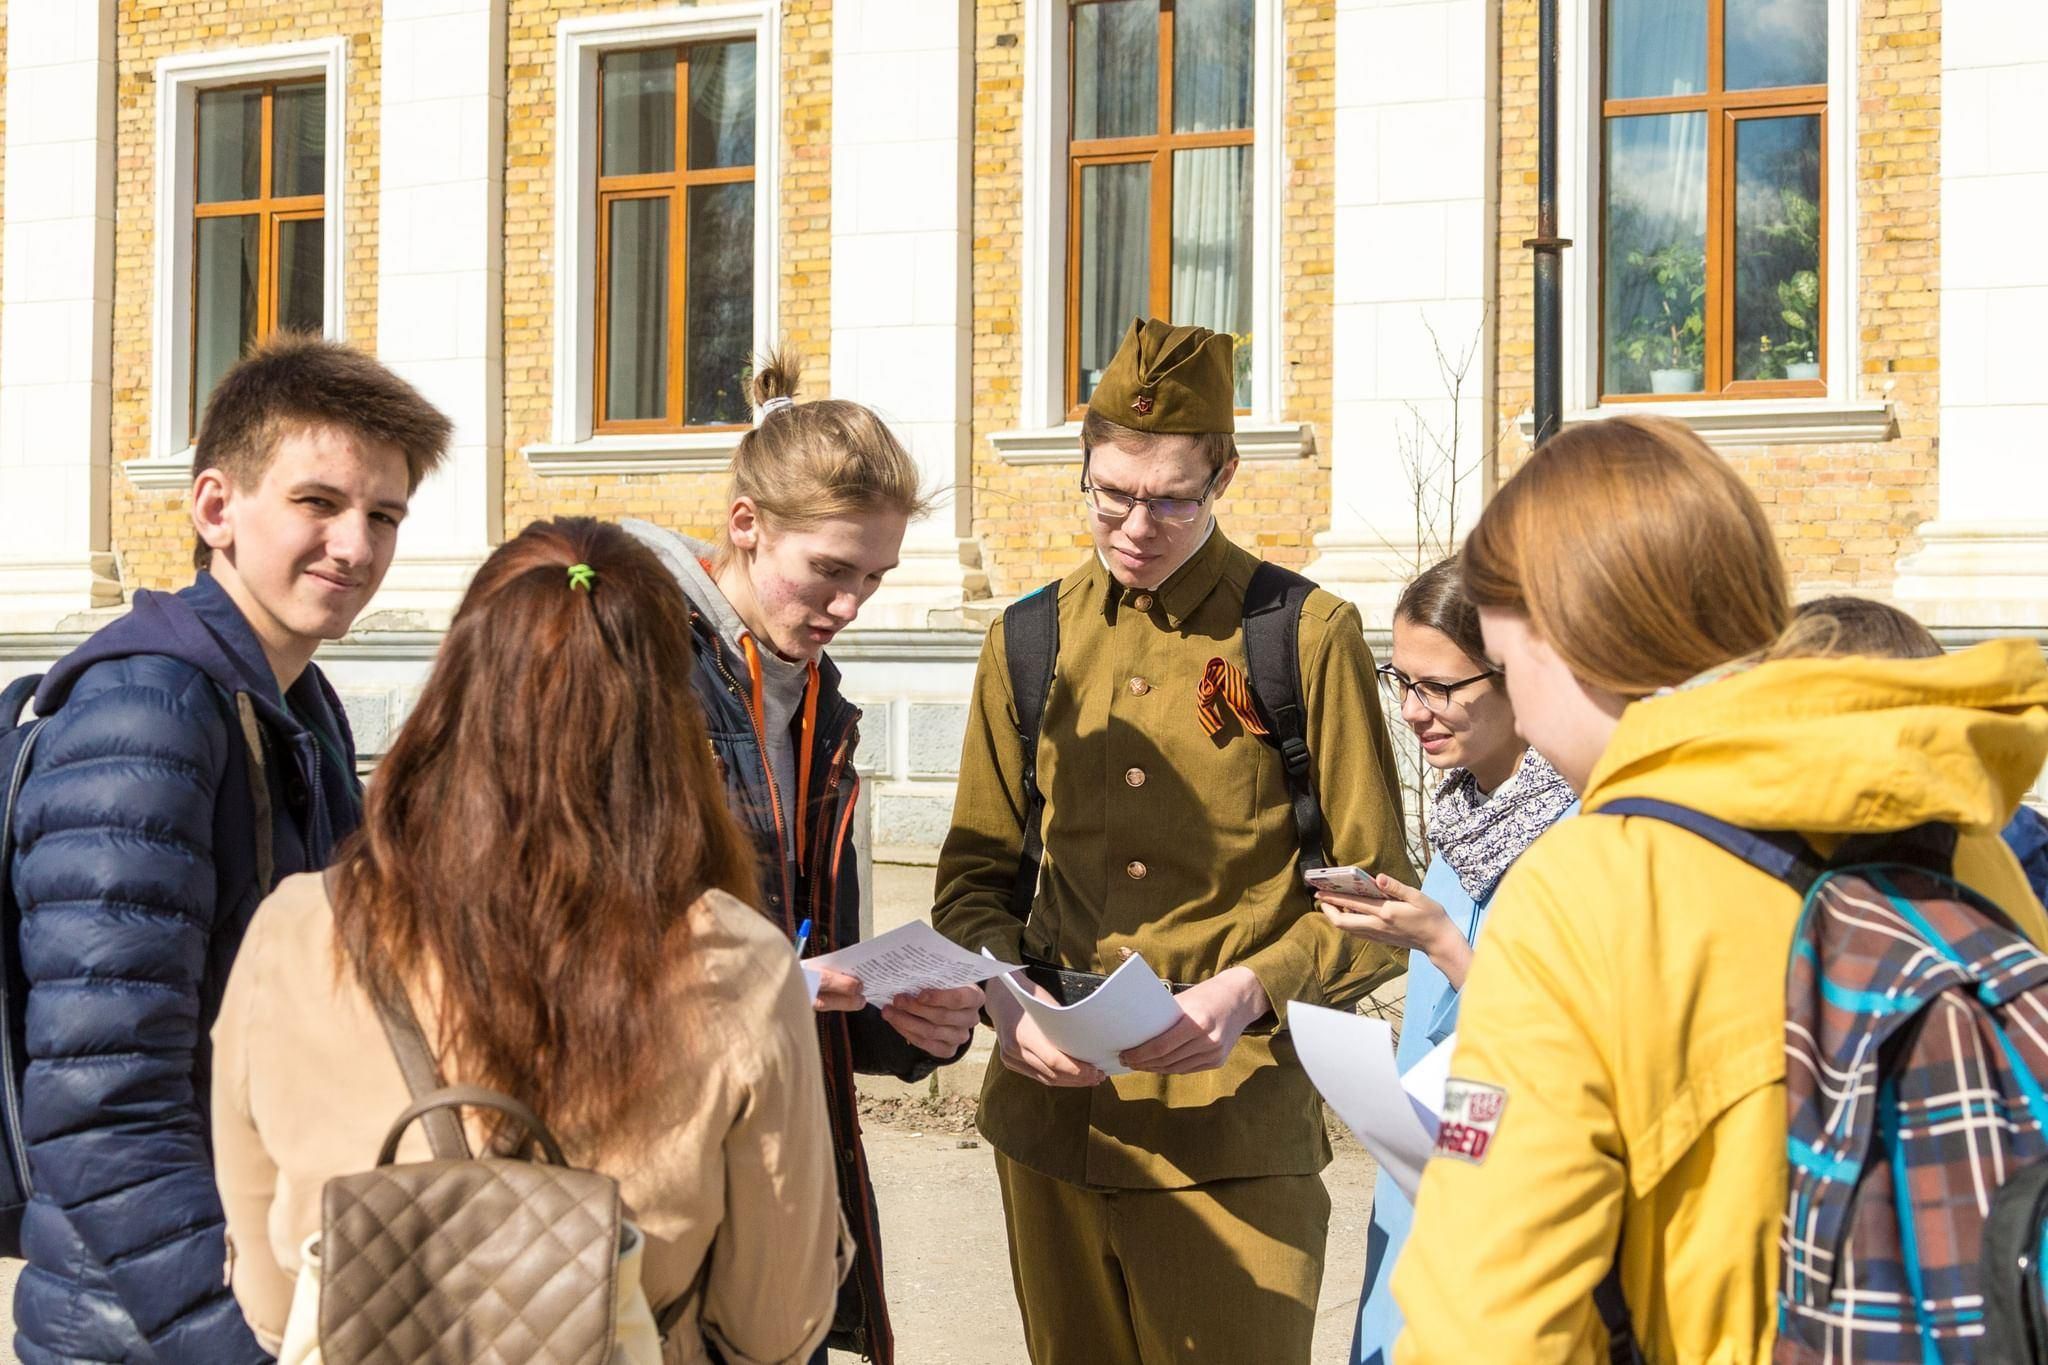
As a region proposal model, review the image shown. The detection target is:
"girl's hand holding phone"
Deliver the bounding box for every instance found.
[1316,871,1474,990]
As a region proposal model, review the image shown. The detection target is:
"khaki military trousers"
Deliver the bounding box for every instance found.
[993,1151,1330,1365]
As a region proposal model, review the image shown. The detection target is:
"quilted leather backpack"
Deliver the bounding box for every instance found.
[1595,798,2048,1364]
[279,932,680,1365]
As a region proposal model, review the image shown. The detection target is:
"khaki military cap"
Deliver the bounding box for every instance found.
[1087,317,1236,435]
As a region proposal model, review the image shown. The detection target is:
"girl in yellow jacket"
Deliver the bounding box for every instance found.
[1389,415,2048,1363]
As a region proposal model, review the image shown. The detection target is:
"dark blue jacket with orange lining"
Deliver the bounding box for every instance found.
[648,537,956,1365]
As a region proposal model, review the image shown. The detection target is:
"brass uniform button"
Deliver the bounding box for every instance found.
[1128,676,1151,696]
[1133,592,1155,611]
[1126,860,1148,880]
[1125,767,1146,788]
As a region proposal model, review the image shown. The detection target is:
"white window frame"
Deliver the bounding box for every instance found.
[1543,0,1891,446]
[526,3,781,477]
[134,39,350,489]
[994,0,1307,464]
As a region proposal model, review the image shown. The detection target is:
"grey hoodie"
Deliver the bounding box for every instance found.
[623,520,809,894]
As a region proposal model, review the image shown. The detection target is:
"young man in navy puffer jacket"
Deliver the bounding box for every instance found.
[6,335,449,1363]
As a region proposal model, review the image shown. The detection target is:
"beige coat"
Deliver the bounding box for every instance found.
[210,873,852,1365]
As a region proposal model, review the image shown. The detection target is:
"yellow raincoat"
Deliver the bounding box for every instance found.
[1392,640,2048,1363]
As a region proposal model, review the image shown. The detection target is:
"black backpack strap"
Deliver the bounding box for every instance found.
[1002,583,1061,922]
[1593,1257,1647,1365]
[1242,562,1326,871]
[1596,796,1823,894]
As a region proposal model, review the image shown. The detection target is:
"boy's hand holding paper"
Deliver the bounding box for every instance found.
[801,920,1022,1009]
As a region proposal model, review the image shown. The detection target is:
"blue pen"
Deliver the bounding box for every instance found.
[794,918,812,958]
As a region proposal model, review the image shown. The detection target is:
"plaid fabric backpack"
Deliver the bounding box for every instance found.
[1597,798,2048,1364]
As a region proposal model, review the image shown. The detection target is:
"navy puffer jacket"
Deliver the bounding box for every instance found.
[7,574,361,1363]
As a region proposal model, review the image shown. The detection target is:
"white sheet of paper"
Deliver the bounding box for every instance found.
[1291,1004,1447,1199]
[800,965,823,1005]
[1402,1034,1456,1124]
[989,950,1186,1076]
[805,920,1021,1008]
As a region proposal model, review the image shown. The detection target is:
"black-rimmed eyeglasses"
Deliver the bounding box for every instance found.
[1376,663,1499,715]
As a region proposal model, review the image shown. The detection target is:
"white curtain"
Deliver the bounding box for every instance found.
[1171,146,1251,402]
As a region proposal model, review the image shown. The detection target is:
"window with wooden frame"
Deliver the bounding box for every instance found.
[191,78,326,436]
[596,41,757,432]
[1067,0,1254,417]
[1601,0,1826,400]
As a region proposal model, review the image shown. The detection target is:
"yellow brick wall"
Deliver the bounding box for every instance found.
[967,0,1336,597]
[1492,0,1941,588]
[111,2,383,592]
[500,0,834,542]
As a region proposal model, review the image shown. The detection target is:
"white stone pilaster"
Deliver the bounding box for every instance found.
[0,1,120,630]
[829,0,978,627]
[1892,1,2048,629]
[364,0,507,627]
[1306,0,1490,627]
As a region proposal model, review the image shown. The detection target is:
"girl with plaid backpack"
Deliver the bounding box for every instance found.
[1388,415,2048,1363]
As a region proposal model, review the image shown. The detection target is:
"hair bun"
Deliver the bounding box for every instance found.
[747,348,803,410]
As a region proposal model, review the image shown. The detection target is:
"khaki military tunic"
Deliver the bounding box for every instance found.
[934,527,1416,1191]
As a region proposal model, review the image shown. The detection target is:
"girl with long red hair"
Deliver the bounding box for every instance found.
[209,518,850,1364]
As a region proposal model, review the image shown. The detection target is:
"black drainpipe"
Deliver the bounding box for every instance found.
[1525,0,1571,447]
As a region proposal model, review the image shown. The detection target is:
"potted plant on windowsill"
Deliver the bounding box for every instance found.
[1777,269,1820,381]
[1620,242,1706,394]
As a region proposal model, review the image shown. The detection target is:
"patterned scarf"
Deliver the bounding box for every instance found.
[1427,748,1577,902]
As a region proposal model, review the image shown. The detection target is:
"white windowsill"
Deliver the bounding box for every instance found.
[124,448,197,491]
[522,430,747,477]
[989,420,1315,466]
[1516,398,1895,450]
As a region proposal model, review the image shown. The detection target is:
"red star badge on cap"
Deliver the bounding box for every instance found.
[1131,394,1155,416]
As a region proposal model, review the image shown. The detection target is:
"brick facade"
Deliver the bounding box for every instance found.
[499,0,834,546]
[965,0,1337,598]
[109,2,384,592]
[10,1,1954,604]
[1492,0,1942,589]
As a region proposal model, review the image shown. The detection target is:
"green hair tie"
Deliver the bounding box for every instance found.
[566,563,596,592]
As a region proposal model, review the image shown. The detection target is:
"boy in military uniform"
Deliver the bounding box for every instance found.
[933,318,1415,1363]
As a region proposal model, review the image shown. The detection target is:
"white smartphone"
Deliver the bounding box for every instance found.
[1302,864,1385,898]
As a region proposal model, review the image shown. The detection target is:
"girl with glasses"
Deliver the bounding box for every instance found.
[1320,556,1578,1365]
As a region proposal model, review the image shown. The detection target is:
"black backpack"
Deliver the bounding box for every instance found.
[0,672,49,1255]
[1000,560,1328,918]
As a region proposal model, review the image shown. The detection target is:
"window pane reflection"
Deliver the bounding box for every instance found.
[1603,113,1708,395]
[275,217,325,335]
[1173,0,1253,134]
[1733,116,1822,381]
[197,88,263,203]
[194,216,260,423]
[602,49,676,177]
[605,197,670,422]
[1726,0,1827,90]
[271,83,326,199]
[688,42,756,170]
[685,182,754,426]
[1074,1,1157,140]
[1076,161,1151,405]
[1606,0,1706,100]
